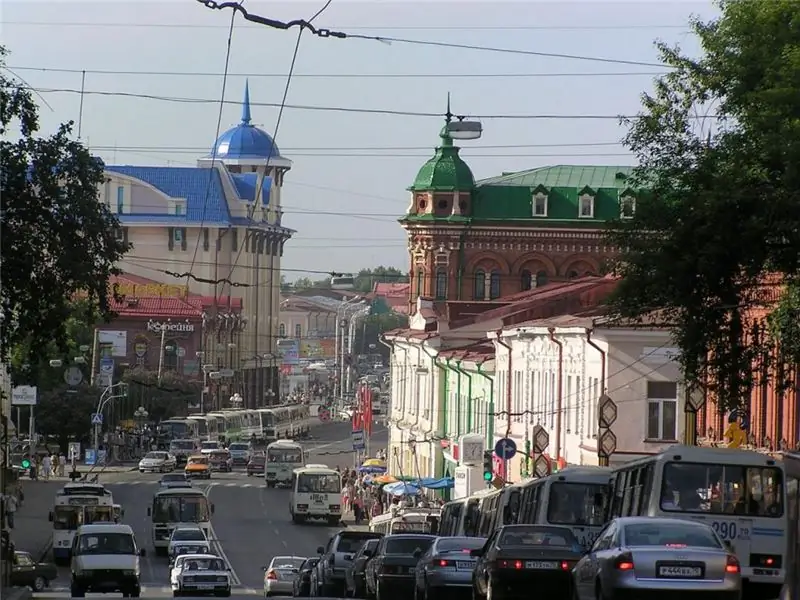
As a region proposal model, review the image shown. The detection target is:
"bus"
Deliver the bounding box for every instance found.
[439,497,469,537]
[369,507,441,535]
[780,451,799,600]
[148,487,214,556]
[265,440,304,487]
[157,419,200,446]
[506,466,610,548]
[49,483,115,564]
[257,406,309,441]
[607,445,786,599]
[289,466,342,525]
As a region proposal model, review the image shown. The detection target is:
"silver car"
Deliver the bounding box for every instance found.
[414,536,485,597]
[263,556,305,597]
[573,517,742,600]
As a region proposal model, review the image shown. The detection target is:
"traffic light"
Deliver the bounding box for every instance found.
[482,450,494,482]
[21,458,31,469]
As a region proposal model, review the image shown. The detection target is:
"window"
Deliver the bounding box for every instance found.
[174,203,184,216]
[536,271,548,288]
[435,268,448,300]
[620,195,636,219]
[116,185,124,214]
[474,270,486,300]
[646,381,678,441]
[489,270,501,299]
[279,323,286,337]
[579,194,594,218]
[521,270,532,291]
[231,228,238,251]
[202,228,209,251]
[533,192,548,216]
[294,324,302,338]
[416,269,424,296]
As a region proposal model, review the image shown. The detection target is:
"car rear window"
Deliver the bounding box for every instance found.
[624,522,722,548]
[385,537,435,555]
[499,527,577,547]
[336,535,382,553]
[436,537,485,553]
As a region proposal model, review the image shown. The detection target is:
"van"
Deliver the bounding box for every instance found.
[70,523,146,598]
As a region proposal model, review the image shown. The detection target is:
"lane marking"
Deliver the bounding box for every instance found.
[205,487,242,587]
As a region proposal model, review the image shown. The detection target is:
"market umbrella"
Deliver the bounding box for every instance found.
[358,465,387,474]
[362,458,386,468]
[383,481,422,497]
[369,474,398,485]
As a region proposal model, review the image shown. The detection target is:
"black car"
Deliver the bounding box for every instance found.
[365,534,437,600]
[10,551,58,592]
[292,557,319,597]
[471,525,584,600]
[312,531,384,597]
[345,538,380,598]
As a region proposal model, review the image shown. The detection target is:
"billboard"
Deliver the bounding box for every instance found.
[299,339,335,359]
[276,339,299,365]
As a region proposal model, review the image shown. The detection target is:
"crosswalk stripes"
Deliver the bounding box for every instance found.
[105,481,265,488]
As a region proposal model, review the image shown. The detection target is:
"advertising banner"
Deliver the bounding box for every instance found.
[299,339,335,359]
[276,339,299,365]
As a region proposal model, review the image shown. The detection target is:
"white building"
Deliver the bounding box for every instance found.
[493,315,686,479]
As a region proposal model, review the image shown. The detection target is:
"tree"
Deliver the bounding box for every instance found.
[291,277,330,292]
[35,385,99,448]
[1,46,129,366]
[354,313,409,358]
[122,369,202,420]
[605,0,800,413]
[353,267,408,293]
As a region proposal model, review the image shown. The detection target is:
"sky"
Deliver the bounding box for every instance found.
[3,0,718,281]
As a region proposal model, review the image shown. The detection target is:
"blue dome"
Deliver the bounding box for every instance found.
[208,81,286,161]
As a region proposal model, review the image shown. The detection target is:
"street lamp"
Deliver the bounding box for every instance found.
[265,389,276,406]
[133,406,149,425]
[229,393,243,408]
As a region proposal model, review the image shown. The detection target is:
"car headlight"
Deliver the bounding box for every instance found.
[216,576,227,582]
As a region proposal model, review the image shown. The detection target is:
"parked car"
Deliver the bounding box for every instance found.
[344,538,380,598]
[292,557,319,597]
[263,556,305,597]
[312,531,384,597]
[364,535,436,600]
[10,551,58,592]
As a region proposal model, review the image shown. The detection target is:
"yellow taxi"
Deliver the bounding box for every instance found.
[184,454,211,479]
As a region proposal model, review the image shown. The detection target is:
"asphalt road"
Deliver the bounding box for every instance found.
[32,422,388,599]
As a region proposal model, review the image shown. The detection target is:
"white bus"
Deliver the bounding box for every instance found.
[157,419,200,446]
[148,487,214,556]
[439,497,469,537]
[257,405,311,441]
[608,445,786,598]
[49,483,115,564]
[265,440,304,487]
[289,466,342,525]
[369,507,441,535]
[781,451,799,600]
[507,466,610,547]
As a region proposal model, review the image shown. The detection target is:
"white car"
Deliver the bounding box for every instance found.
[139,451,177,473]
[263,556,305,597]
[168,527,209,561]
[171,554,230,598]
[200,441,223,455]
[160,473,192,489]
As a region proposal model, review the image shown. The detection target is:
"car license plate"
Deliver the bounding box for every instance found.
[525,561,558,570]
[456,561,473,570]
[194,584,215,589]
[658,566,703,578]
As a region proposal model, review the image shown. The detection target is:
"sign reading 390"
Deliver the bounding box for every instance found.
[711,521,745,540]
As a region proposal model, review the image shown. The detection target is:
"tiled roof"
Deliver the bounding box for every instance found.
[373,282,410,297]
[110,273,241,318]
[230,173,272,206]
[106,166,231,224]
[478,165,635,189]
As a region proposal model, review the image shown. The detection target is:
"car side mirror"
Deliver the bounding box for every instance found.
[140,549,147,557]
[211,504,215,514]
[48,512,53,522]
[147,508,151,516]
[317,546,325,554]
[469,549,483,558]
[344,554,354,561]
[292,568,299,574]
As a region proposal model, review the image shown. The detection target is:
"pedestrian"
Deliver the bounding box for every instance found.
[352,497,363,525]
[41,454,52,481]
[58,453,67,477]
[5,492,17,529]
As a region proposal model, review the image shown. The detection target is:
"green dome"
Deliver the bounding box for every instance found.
[409,128,475,192]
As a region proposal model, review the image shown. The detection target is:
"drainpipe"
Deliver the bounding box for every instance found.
[455,360,474,432]
[585,328,606,394]
[494,330,513,438]
[446,358,462,438]
[416,336,439,477]
[548,327,564,462]
[475,362,495,446]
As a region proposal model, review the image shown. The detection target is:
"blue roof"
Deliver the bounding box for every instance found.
[230,173,271,206]
[105,165,231,224]
[208,80,286,161]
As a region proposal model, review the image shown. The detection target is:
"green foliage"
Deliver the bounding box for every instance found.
[0,46,130,366]
[767,281,800,367]
[122,369,202,418]
[355,313,408,358]
[290,277,331,292]
[353,267,408,293]
[35,385,99,446]
[605,0,800,413]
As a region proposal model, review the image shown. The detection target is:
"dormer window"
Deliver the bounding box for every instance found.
[579,193,595,218]
[532,192,548,217]
[173,201,186,216]
[620,194,636,219]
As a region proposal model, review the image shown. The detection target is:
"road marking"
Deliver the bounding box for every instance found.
[273,528,280,536]
[282,540,288,548]
[205,486,242,587]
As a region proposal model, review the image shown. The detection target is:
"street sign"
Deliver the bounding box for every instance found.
[494,438,517,461]
[532,424,549,454]
[85,449,96,466]
[11,385,37,406]
[91,413,103,425]
[68,442,81,460]
[534,454,550,478]
[219,369,234,378]
[685,384,706,412]
[598,394,618,429]
[64,366,83,387]
[99,357,114,387]
[598,430,618,458]
[352,429,365,451]
[318,408,331,422]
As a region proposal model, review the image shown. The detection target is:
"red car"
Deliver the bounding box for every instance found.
[208,449,233,472]
[247,453,266,477]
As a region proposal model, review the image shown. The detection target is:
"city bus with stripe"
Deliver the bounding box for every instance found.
[607,445,787,599]
[49,483,115,564]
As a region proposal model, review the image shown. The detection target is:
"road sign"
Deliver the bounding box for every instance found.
[99,358,114,387]
[219,369,234,378]
[352,429,365,451]
[64,366,83,387]
[85,449,96,466]
[11,385,37,406]
[68,442,81,460]
[598,394,618,429]
[318,408,331,422]
[494,438,517,461]
[91,413,103,425]
[598,430,617,458]
[534,454,550,478]
[532,424,549,454]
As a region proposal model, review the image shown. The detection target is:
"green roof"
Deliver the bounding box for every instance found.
[409,129,475,192]
[479,165,635,190]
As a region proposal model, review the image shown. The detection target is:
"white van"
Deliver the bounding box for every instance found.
[70,523,146,598]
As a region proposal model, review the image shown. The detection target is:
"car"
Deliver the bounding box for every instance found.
[160,473,193,488]
[169,440,198,466]
[171,553,231,597]
[262,555,305,597]
[70,523,146,598]
[227,442,252,466]
[200,441,223,455]
[413,536,485,600]
[185,455,212,479]
[344,538,380,598]
[247,453,266,477]
[364,534,437,600]
[292,557,319,597]
[471,525,584,600]
[573,516,742,600]
[139,451,177,473]
[168,527,210,562]
[208,450,233,472]
[312,531,384,597]
[10,550,58,592]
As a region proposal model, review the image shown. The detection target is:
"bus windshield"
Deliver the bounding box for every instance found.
[547,482,607,526]
[53,506,81,530]
[85,506,114,524]
[297,473,341,494]
[153,495,211,522]
[159,421,190,440]
[660,462,784,517]
[171,440,195,451]
[262,413,275,427]
[268,448,303,463]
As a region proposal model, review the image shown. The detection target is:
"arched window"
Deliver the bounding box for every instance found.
[474,270,486,300]
[490,270,501,299]
[416,269,424,296]
[536,271,548,288]
[568,270,579,280]
[435,268,448,300]
[279,323,286,337]
[521,270,532,291]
